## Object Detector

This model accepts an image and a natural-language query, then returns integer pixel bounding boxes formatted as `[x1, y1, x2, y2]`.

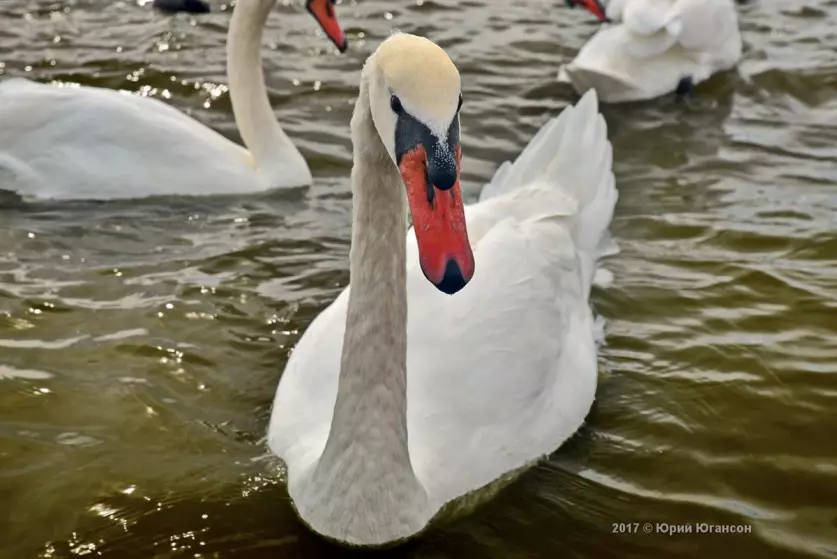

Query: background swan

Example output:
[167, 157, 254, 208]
[559, 0, 743, 103]
[268, 33, 619, 547]
[0, 0, 345, 201]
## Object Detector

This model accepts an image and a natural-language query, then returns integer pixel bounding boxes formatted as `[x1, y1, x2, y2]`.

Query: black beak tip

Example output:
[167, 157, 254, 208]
[337, 37, 348, 53]
[435, 259, 469, 295]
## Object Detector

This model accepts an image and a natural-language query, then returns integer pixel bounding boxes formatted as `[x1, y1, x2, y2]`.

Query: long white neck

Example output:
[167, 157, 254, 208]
[298, 70, 430, 545]
[226, 0, 311, 186]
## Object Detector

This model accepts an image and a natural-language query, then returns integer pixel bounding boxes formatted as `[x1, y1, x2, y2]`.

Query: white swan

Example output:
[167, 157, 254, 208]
[0, 0, 346, 200]
[268, 33, 619, 547]
[559, 0, 743, 103]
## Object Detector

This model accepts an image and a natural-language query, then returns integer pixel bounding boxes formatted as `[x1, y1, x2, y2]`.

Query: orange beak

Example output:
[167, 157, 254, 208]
[570, 0, 609, 21]
[398, 143, 474, 295]
[306, 0, 348, 53]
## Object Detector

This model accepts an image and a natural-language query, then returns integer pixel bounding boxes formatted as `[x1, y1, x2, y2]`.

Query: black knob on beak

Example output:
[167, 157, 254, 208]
[427, 148, 457, 191]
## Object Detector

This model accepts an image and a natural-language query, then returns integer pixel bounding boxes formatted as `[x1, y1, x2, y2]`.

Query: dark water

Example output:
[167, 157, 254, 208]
[1, 0, 836, 557]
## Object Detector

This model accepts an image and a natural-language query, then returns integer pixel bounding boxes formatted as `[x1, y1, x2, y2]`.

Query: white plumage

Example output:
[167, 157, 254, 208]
[560, 0, 743, 103]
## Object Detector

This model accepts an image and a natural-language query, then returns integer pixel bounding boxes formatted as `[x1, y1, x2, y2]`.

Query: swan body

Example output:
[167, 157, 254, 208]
[0, 0, 346, 200]
[268, 33, 618, 547]
[0, 78, 275, 200]
[559, 0, 742, 103]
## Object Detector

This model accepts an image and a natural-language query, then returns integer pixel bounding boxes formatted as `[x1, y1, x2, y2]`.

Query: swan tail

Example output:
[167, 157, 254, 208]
[539, 90, 619, 296]
[537, 91, 615, 242]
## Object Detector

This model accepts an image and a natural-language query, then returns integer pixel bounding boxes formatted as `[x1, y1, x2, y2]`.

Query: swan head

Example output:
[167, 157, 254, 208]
[364, 33, 474, 295]
[306, 0, 347, 53]
[566, 0, 610, 22]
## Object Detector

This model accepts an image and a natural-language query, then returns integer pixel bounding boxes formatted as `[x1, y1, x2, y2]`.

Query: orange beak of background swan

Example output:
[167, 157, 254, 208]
[396, 111, 475, 295]
[306, 0, 347, 53]
[568, 0, 609, 22]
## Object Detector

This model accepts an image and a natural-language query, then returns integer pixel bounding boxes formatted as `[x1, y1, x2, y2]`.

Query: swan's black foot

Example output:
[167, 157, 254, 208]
[675, 76, 694, 102]
[152, 0, 210, 14]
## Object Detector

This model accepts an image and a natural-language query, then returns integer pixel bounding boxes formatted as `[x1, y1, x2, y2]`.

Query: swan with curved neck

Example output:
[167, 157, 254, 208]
[0, 0, 345, 200]
[560, 0, 743, 103]
[269, 33, 619, 547]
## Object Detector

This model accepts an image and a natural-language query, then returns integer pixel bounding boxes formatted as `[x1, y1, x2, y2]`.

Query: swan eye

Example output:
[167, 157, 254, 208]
[390, 95, 404, 115]
[457, 94, 463, 113]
